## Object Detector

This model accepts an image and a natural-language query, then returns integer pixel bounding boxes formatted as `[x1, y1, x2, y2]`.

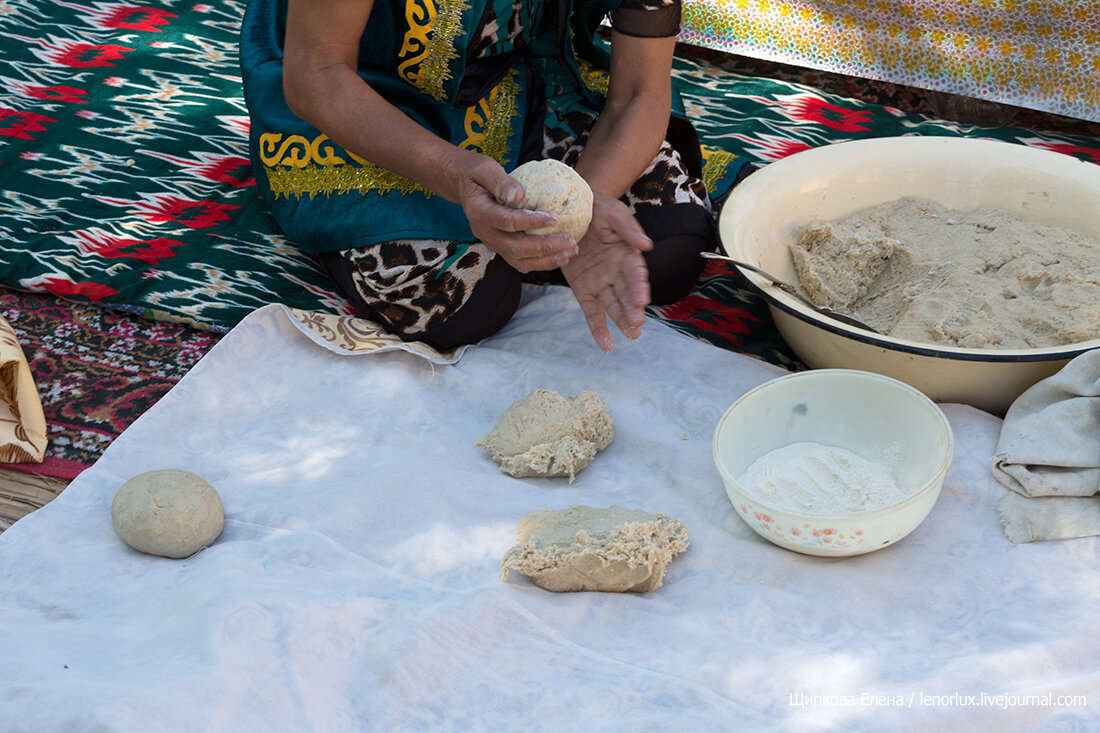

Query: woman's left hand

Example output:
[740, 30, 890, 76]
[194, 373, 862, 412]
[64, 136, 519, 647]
[560, 192, 654, 352]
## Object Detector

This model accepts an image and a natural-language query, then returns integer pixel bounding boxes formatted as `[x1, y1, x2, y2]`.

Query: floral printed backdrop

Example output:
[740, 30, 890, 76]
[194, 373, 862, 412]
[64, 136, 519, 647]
[680, 0, 1100, 123]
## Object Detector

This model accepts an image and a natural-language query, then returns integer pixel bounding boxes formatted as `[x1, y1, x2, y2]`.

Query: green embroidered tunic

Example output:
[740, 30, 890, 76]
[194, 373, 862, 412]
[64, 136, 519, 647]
[240, 0, 721, 252]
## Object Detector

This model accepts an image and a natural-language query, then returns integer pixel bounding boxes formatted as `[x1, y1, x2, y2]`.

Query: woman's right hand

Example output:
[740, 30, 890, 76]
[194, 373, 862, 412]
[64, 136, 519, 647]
[441, 148, 579, 274]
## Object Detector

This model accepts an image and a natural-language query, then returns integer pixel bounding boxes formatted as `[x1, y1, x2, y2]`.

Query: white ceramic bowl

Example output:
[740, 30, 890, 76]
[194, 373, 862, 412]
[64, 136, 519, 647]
[713, 369, 954, 557]
[718, 136, 1100, 415]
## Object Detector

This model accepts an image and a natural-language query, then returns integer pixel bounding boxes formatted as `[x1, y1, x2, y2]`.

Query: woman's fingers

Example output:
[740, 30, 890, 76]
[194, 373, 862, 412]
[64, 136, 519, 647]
[621, 226, 654, 253]
[466, 153, 524, 207]
[603, 258, 649, 338]
[560, 232, 651, 350]
[591, 192, 653, 252]
[489, 229, 577, 273]
[575, 290, 614, 353]
[496, 206, 559, 235]
[462, 178, 579, 269]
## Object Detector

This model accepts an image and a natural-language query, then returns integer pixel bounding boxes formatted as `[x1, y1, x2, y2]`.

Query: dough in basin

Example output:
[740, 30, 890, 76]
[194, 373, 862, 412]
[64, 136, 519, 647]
[789, 196, 1100, 348]
[501, 505, 690, 593]
[476, 389, 613, 481]
[508, 158, 594, 243]
[111, 469, 224, 558]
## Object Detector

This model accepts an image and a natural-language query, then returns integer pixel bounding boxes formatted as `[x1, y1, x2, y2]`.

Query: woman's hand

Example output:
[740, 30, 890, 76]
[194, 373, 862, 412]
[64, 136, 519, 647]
[559, 30, 674, 351]
[560, 192, 653, 351]
[442, 148, 578, 273]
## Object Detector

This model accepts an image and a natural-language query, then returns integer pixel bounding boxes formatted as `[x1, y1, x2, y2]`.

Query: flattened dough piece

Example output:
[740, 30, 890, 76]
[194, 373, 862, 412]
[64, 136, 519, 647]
[476, 389, 613, 482]
[508, 159, 594, 243]
[501, 505, 690, 593]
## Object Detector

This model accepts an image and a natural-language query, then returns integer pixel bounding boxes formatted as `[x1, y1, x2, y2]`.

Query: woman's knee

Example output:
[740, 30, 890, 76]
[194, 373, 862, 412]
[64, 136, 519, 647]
[316, 248, 522, 351]
[634, 203, 715, 306]
[418, 255, 522, 350]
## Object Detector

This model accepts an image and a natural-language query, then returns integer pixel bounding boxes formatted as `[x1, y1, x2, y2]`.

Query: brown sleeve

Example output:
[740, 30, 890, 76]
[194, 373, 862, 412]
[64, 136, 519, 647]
[609, 0, 681, 38]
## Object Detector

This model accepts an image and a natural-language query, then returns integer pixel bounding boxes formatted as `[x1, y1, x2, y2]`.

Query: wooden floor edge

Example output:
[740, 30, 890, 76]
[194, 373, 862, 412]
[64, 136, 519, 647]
[0, 467, 69, 533]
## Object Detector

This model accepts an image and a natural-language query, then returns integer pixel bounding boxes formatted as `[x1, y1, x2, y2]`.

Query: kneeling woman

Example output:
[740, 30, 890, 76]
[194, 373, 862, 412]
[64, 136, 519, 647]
[240, 0, 751, 351]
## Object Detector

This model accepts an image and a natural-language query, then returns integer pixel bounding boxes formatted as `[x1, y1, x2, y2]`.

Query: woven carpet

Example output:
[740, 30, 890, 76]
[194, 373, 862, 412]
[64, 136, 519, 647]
[0, 286, 220, 480]
[3, 0, 1100, 336]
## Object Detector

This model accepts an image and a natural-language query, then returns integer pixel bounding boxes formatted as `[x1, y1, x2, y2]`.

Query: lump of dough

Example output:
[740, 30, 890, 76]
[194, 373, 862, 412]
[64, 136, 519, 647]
[111, 469, 224, 559]
[508, 158, 594, 242]
[501, 505, 690, 593]
[790, 219, 899, 310]
[476, 389, 613, 482]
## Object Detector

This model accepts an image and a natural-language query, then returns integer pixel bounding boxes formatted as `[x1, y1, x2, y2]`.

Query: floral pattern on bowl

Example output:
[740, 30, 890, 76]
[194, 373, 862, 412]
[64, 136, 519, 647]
[738, 504, 871, 550]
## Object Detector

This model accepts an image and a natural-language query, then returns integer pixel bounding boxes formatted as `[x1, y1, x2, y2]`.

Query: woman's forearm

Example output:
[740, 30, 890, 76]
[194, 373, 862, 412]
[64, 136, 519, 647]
[284, 63, 471, 204]
[573, 92, 669, 198]
[282, 0, 471, 204]
[572, 33, 676, 199]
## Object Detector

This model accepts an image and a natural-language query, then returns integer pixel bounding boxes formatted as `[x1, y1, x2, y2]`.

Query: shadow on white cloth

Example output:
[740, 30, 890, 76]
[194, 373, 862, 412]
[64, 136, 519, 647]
[0, 286, 1097, 731]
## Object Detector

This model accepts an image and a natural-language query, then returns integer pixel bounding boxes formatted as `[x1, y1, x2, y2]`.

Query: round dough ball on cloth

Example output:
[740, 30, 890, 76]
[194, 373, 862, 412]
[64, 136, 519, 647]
[476, 389, 613, 482]
[508, 158, 594, 242]
[501, 505, 690, 593]
[111, 469, 224, 559]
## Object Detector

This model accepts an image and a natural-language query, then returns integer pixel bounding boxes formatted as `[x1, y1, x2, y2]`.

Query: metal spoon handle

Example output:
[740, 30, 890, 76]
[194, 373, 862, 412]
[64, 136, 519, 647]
[700, 252, 880, 334]
[701, 252, 800, 296]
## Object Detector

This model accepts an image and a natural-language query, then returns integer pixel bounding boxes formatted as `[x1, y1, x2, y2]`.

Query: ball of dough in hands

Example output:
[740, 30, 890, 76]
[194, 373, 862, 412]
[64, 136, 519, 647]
[507, 159, 594, 243]
[111, 469, 224, 559]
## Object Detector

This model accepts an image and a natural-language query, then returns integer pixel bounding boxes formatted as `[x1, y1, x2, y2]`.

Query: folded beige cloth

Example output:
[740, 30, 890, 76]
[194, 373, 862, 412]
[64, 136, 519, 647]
[991, 349, 1100, 542]
[0, 316, 47, 464]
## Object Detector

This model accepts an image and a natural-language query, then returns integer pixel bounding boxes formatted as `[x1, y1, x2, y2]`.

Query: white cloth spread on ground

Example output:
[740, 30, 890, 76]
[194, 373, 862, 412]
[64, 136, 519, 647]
[0, 286, 1097, 731]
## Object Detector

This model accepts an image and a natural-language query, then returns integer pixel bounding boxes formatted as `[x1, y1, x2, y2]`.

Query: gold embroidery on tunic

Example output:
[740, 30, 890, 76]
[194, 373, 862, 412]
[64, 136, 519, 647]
[700, 145, 739, 194]
[261, 69, 519, 199]
[577, 57, 609, 96]
[397, 0, 435, 90]
[259, 133, 313, 168]
[309, 134, 347, 166]
[266, 164, 435, 200]
[397, 0, 433, 77]
[397, 0, 471, 102]
[571, 30, 609, 96]
[460, 68, 520, 164]
[260, 132, 432, 199]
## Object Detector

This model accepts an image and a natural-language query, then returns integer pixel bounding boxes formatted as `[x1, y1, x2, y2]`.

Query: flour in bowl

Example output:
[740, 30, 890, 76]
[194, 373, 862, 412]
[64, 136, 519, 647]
[736, 442, 908, 514]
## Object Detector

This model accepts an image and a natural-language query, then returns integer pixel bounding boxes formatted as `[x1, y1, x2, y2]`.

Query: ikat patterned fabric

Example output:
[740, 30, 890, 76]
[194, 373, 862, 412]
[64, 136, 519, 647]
[1, 0, 1099, 338]
[0, 0, 353, 332]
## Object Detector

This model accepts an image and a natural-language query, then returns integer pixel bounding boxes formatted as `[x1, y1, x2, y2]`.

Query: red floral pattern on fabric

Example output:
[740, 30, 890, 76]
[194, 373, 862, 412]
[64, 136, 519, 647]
[72, 232, 184, 265]
[777, 94, 875, 132]
[29, 276, 120, 301]
[90, 195, 241, 228]
[92, 6, 178, 32]
[0, 109, 57, 139]
[43, 42, 134, 67]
